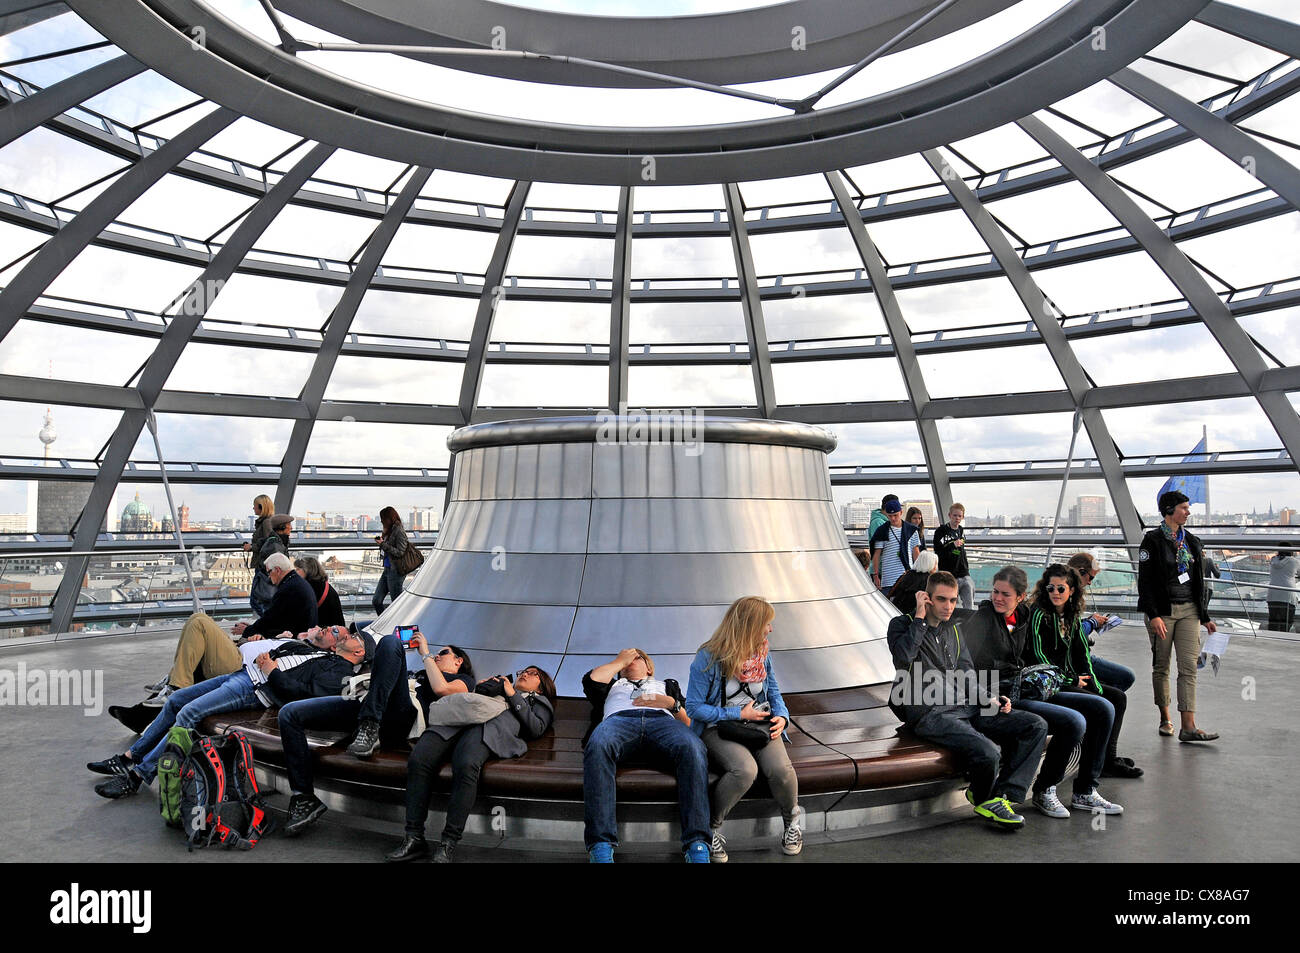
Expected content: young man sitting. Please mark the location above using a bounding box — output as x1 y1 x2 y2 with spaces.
582 648 711 863
887 571 1048 828
87 627 372 799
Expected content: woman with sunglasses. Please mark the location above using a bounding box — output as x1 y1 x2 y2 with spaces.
1024 565 1137 815
387 636 556 864
685 596 801 862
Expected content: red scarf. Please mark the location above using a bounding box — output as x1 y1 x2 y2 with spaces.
738 639 769 683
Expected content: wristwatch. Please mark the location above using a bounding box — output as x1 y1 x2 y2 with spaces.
419 650 433 661
671 699 682 714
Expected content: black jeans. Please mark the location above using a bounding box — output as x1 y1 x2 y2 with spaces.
1060 682 1128 762
910 707 1047 803
404 725 493 843
1268 601 1295 632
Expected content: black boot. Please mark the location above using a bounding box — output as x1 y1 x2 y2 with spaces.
432 840 455 864
385 834 429 863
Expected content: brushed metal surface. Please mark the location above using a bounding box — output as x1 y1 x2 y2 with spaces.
587 497 847 553
592 441 831 500
576 549 870 606
453 442 593 501
403 548 586 605
565 595 897 655
372 593 577 654
435 498 592 553
448 415 837 454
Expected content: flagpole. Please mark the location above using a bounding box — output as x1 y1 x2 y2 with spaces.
1203 423 1210 525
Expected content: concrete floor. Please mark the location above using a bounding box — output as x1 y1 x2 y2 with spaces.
2 624 1297 864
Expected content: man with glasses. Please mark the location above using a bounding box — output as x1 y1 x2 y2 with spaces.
276 629 475 835
88 624 373 801
888 571 1048 829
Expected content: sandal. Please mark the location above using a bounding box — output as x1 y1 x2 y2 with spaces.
1179 728 1219 742
1159 721 1175 737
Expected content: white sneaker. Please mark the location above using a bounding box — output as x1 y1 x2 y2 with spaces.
1071 788 1123 815
141 684 176 708
1033 785 1070 818
709 827 728 863
781 807 803 856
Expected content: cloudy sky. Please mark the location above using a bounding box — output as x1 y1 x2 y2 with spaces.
0 1 1298 527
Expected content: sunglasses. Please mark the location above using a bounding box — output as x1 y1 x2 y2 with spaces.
1045 585 1070 594
436 648 455 658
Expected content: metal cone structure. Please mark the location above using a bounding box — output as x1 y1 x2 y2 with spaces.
372 415 898 696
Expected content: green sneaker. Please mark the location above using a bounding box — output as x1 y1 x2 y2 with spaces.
974 797 1025 828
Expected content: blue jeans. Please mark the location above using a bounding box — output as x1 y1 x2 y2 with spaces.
1032 690 1115 792
1090 655 1135 691
1014 699 1086 793
128 672 262 782
372 567 406 615
583 710 710 851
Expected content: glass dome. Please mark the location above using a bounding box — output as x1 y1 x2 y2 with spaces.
0 0 1298 635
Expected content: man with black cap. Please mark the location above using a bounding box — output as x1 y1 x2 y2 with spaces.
87 625 373 800
1137 490 1219 742
870 496 922 593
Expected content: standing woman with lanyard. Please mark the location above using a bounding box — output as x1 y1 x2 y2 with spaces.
1137 491 1219 742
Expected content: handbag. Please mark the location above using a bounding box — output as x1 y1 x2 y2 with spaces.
713 675 772 751
1013 663 1067 702
391 539 425 576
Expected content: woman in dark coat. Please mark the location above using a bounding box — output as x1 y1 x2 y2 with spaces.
295 556 345 628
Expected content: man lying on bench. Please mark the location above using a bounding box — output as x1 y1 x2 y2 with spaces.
87 627 372 800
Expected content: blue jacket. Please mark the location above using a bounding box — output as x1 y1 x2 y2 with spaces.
684 648 790 738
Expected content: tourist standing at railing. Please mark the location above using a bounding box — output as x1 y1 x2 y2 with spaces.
1067 552 1137 695
243 494 275 615
1137 490 1218 743
933 502 973 608
871 498 921 592
372 506 418 615
1266 545 1300 633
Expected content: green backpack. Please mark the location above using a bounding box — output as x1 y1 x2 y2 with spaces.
157 725 197 828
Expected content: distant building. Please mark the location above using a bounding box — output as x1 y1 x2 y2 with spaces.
178 503 190 531
1069 495 1108 527
841 499 873 528
903 499 937 526
120 492 156 533
0 513 28 533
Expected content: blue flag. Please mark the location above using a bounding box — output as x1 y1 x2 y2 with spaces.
1158 436 1208 505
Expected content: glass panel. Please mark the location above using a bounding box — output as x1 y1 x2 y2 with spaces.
128 413 295 465
0 320 155 386
945 122 1050 171
350 290 477 340
43 247 202 313
1070 323 1237 386
894 276 1030 334
863 208 990 264
738 174 833 209
118 172 258 239
826 421 924 468
202 117 307 168
1031 252 1182 316
1102 398 1279 456
311 149 410 192
919 343 1065 398
201 274 343 331
748 224 863 277
255 204 382 263
983 181 1122 246
1176 213 1300 290
628 364 755 407
164 342 314 398
380 222 498 276
772 357 907 404
82 71 203 128
1239 307 1300 366
0 127 129 204
0 398 121 459
479 363 607 407
1107 140 1266 212
936 412 1094 464
762 290 887 341
1124 473 1300 532
506 234 613 280
491 300 607 345
630 300 748 345
323 355 461 406
631 236 735 279
304 421 453 468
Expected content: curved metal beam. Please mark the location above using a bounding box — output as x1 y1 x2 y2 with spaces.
1110 67 1300 212
274 165 433 515
458 179 530 424
46 139 333 634
1196 1 1300 58
0 106 237 341
275 0 1019 88
72 0 1207 184
826 169 951 510
0 55 146 149
723 183 776 417
922 148 1143 543
1018 112 1300 471
608 185 632 412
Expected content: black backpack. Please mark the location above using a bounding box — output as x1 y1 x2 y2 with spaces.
162 727 275 851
